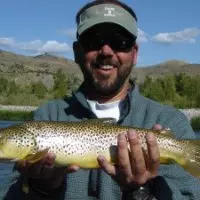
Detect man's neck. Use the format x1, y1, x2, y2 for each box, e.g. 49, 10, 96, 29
85, 81, 132, 104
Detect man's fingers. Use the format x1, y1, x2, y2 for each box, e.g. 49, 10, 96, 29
146, 133, 160, 176
97, 155, 116, 176
24, 159, 45, 177
152, 124, 162, 130
117, 133, 132, 177
128, 130, 146, 177
66, 164, 80, 173
17, 152, 55, 178
42, 153, 56, 168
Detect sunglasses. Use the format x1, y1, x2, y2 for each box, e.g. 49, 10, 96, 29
78, 28, 136, 52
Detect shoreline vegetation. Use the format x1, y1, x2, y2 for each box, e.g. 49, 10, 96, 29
0, 70, 199, 130
0, 107, 199, 131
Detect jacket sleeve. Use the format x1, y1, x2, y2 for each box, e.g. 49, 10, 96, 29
0, 170, 25, 200
153, 109, 200, 200
0, 103, 58, 200
153, 164, 200, 200
33, 101, 58, 121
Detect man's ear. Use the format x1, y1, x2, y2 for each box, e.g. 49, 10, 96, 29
132, 43, 139, 66
73, 41, 84, 65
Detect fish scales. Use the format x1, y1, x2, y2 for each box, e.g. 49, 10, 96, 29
0, 119, 200, 177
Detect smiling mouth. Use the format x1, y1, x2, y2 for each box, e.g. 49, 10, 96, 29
96, 65, 115, 70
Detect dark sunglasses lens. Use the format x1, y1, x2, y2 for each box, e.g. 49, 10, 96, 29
79, 34, 103, 51
111, 33, 134, 51
79, 31, 134, 52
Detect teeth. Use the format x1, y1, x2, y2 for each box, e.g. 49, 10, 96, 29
99, 65, 113, 69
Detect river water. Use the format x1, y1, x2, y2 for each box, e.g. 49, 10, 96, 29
0, 121, 199, 185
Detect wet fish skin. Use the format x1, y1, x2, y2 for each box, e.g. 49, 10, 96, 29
0, 119, 199, 177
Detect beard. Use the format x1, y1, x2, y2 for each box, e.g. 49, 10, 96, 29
81, 57, 133, 96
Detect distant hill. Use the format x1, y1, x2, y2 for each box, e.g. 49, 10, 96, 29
0, 50, 199, 88
132, 60, 200, 83
0, 50, 82, 88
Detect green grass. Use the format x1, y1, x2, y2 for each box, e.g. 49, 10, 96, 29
191, 116, 200, 131
0, 110, 33, 121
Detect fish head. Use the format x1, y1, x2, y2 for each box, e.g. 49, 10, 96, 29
0, 126, 34, 161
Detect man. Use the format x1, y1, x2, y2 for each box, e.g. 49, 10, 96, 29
0, 0, 200, 199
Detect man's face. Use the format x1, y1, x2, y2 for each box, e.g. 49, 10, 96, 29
77, 24, 138, 96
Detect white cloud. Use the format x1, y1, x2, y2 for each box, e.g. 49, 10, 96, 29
152, 28, 200, 44
0, 37, 71, 54
19, 40, 43, 51
0, 37, 16, 46
137, 29, 148, 43
39, 41, 71, 53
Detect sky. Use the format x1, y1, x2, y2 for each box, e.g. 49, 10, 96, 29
0, 0, 200, 66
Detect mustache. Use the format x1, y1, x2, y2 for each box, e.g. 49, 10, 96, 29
91, 57, 120, 68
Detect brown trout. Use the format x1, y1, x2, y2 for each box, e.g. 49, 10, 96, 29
0, 119, 199, 177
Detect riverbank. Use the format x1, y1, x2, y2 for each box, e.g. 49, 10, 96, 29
1, 105, 200, 121
0, 105, 200, 130
180, 109, 200, 121
0, 104, 37, 112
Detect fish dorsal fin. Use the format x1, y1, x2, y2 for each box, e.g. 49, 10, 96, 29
82, 118, 117, 124
159, 128, 175, 138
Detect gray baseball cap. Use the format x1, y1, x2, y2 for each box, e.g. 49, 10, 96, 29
77, 3, 138, 37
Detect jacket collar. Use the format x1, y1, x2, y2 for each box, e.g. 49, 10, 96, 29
71, 83, 141, 122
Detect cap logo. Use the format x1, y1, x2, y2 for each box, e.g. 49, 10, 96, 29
104, 7, 116, 17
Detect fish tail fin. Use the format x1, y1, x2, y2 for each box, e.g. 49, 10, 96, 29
181, 140, 200, 177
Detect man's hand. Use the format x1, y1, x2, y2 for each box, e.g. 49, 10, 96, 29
16, 153, 80, 195
97, 124, 161, 190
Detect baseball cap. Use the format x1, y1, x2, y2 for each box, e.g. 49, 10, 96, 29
77, 3, 138, 38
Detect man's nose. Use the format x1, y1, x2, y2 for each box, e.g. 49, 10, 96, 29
98, 44, 114, 56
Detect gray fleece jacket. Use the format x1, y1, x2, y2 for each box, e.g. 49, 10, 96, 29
0, 85, 200, 200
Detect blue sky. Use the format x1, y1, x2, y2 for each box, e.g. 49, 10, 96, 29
0, 0, 200, 66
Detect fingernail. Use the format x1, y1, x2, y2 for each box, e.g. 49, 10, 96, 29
72, 165, 79, 171
98, 155, 105, 162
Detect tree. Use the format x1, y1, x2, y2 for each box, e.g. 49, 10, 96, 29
31, 81, 48, 99
65, 74, 82, 96
0, 77, 9, 93
8, 81, 19, 94
53, 68, 67, 98
141, 77, 165, 102
160, 76, 177, 101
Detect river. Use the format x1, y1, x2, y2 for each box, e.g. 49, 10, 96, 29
0, 121, 199, 185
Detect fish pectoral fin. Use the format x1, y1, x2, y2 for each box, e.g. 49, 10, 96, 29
22, 148, 49, 164
160, 155, 175, 164
160, 149, 185, 165
159, 129, 174, 138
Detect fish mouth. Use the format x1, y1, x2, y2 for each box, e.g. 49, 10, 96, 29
0, 150, 14, 163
